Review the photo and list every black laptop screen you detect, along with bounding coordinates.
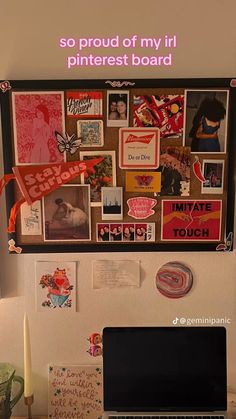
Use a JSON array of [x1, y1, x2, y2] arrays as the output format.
[[103, 327, 227, 412]]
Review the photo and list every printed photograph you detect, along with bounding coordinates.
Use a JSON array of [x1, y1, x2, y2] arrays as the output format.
[[12, 91, 65, 165], [158, 145, 191, 196], [201, 160, 224, 194], [80, 151, 116, 206], [43, 184, 91, 241], [107, 90, 129, 127], [133, 94, 184, 138], [77, 120, 104, 147], [36, 261, 76, 311], [109, 224, 123, 241], [102, 187, 123, 220], [183, 90, 229, 153], [96, 223, 155, 242], [123, 224, 135, 241], [97, 224, 110, 241]]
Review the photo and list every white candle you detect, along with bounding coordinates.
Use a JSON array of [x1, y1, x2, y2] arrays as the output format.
[[24, 313, 33, 397]]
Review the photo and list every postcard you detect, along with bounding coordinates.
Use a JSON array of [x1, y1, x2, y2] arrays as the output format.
[[36, 261, 76, 310], [80, 151, 116, 206], [119, 127, 160, 169], [183, 90, 229, 153], [12, 91, 65, 165], [20, 200, 42, 235], [97, 223, 155, 242], [77, 119, 104, 146], [92, 260, 140, 288], [133, 94, 184, 138], [66, 91, 103, 118], [159, 145, 191, 196], [102, 187, 123, 220], [107, 90, 129, 127], [161, 199, 222, 241], [48, 365, 103, 419], [201, 160, 224, 194], [43, 184, 91, 241], [126, 171, 161, 193]]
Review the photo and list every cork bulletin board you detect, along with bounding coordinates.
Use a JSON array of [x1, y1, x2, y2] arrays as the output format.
[[0, 78, 235, 253]]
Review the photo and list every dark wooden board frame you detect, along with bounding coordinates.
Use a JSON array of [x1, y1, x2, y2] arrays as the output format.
[[0, 78, 235, 253]]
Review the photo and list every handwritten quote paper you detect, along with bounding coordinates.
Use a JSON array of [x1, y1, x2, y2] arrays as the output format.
[[92, 260, 140, 288], [48, 365, 103, 419]]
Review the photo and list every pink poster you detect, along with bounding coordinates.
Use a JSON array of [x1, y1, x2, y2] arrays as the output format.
[[161, 200, 222, 241], [12, 91, 65, 165]]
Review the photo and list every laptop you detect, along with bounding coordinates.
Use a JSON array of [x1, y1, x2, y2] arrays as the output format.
[[103, 327, 227, 418]]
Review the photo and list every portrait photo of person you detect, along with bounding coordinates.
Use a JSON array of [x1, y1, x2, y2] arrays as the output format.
[[107, 90, 129, 127], [183, 90, 229, 153]]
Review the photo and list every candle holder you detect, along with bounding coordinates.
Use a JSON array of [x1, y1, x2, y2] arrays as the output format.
[[24, 394, 34, 419]]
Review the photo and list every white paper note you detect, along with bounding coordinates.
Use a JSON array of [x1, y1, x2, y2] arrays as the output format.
[[92, 260, 140, 289]]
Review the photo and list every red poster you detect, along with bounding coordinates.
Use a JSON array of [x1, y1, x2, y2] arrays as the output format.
[[161, 200, 222, 241]]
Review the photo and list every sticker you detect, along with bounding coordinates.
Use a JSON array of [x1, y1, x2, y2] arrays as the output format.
[[12, 91, 65, 165], [66, 91, 103, 118], [36, 261, 76, 310], [97, 223, 155, 242], [201, 160, 224, 194], [127, 197, 157, 219], [8, 239, 22, 254], [133, 94, 184, 138], [107, 90, 129, 127], [183, 90, 229, 153], [161, 199, 222, 241], [193, 156, 205, 182], [77, 120, 104, 147], [216, 232, 233, 251], [0, 80, 12, 93], [156, 261, 193, 298], [80, 151, 116, 207], [43, 185, 91, 242], [55, 131, 81, 154], [102, 187, 123, 220], [20, 200, 42, 235], [126, 171, 161, 193], [230, 79, 236, 87], [87, 345, 103, 357], [87, 333, 103, 345], [119, 127, 160, 169], [159, 145, 191, 196]]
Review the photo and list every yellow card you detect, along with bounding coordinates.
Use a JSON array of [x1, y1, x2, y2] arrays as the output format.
[[126, 171, 161, 193]]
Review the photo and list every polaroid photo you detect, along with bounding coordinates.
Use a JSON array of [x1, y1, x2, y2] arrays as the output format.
[[102, 187, 123, 220], [36, 261, 76, 311], [201, 160, 224, 194], [183, 90, 229, 153], [43, 184, 91, 241], [20, 200, 42, 235], [77, 120, 104, 147], [80, 150, 116, 207], [12, 91, 65, 165], [107, 90, 129, 127]]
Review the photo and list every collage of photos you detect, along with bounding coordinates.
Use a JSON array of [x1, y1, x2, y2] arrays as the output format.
[[6, 84, 231, 249]]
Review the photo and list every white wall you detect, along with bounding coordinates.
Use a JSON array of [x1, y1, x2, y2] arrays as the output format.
[[0, 0, 236, 416]]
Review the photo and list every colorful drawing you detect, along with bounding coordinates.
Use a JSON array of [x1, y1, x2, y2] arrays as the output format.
[[36, 261, 76, 310], [77, 120, 104, 147], [12, 91, 65, 165]]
